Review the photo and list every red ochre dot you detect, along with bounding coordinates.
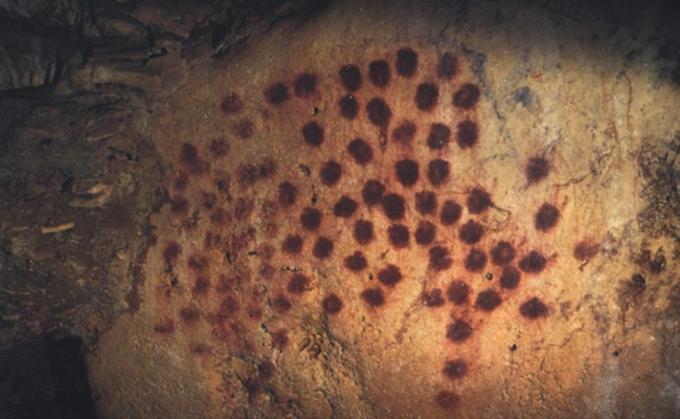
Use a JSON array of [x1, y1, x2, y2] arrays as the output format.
[[435, 391, 461, 410], [366, 97, 392, 127], [282, 234, 303, 254], [361, 287, 385, 306], [456, 120, 479, 149], [192, 276, 210, 296], [234, 118, 254, 139], [415, 190, 437, 215], [209, 138, 229, 158], [294, 73, 317, 97], [453, 82, 480, 109], [437, 52, 458, 80], [302, 121, 324, 147], [526, 156, 550, 184], [429, 246, 452, 271], [415, 82, 439, 111], [333, 196, 358, 218], [459, 220, 484, 244], [395, 159, 419, 187], [427, 159, 450, 186], [491, 241, 515, 265], [353, 219, 374, 244], [344, 251, 367, 271], [378, 264, 403, 287], [347, 138, 373, 165], [500, 266, 521, 289], [475, 289, 502, 311], [396, 47, 418, 77], [520, 297, 549, 319], [415, 221, 437, 245], [392, 120, 417, 144], [339, 95, 359, 119], [220, 93, 243, 114], [322, 293, 343, 314], [320, 161, 342, 186], [446, 281, 470, 305], [423, 288, 445, 307], [271, 328, 288, 350], [312, 236, 334, 259], [278, 182, 297, 207], [369, 59, 390, 87], [446, 319, 472, 342], [264, 82, 289, 105], [300, 207, 322, 231], [163, 241, 182, 267], [179, 143, 208, 175], [339, 64, 361, 92], [519, 251, 547, 273], [387, 224, 410, 248], [535, 203, 560, 231], [427, 123, 451, 150], [440, 200, 462, 225], [287, 273, 309, 294], [467, 187, 492, 213], [362, 179, 385, 206], [464, 248, 487, 272], [381, 193, 406, 220], [272, 294, 292, 313], [179, 305, 200, 323], [442, 359, 468, 380]]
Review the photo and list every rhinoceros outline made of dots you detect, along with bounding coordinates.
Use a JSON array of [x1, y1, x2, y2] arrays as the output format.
[[153, 47, 574, 413]]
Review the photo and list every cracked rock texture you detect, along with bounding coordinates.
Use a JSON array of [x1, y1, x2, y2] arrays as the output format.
[[0, 1, 679, 418]]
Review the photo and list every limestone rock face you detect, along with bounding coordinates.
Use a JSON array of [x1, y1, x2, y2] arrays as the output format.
[[0, 1, 679, 418]]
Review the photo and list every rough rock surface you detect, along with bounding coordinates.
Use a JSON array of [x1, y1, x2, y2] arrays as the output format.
[[0, 1, 679, 418]]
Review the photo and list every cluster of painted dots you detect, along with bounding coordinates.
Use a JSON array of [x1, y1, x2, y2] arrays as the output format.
[[157, 47, 564, 412]]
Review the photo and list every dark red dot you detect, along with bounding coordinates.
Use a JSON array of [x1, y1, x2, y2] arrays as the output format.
[[333, 196, 358, 218], [423, 288, 445, 307], [344, 251, 367, 271], [209, 138, 229, 157], [440, 200, 462, 225], [153, 320, 175, 334], [163, 241, 182, 267], [491, 241, 515, 265], [362, 179, 385, 205], [361, 287, 385, 306], [378, 264, 403, 287], [264, 82, 289, 105], [300, 207, 322, 231], [435, 391, 460, 410], [500, 266, 521, 289], [396, 47, 418, 77], [368, 60, 390, 87], [519, 251, 547, 273], [446, 319, 472, 342], [170, 196, 188, 214], [174, 172, 189, 191], [287, 273, 309, 294], [535, 203, 560, 231], [442, 359, 468, 380], [353, 219, 374, 244], [387, 224, 410, 248], [302, 121, 324, 147], [447, 281, 470, 305], [320, 161, 342, 186], [464, 248, 487, 272], [415, 82, 439, 111], [459, 220, 484, 244], [179, 305, 200, 323], [573, 240, 599, 261], [235, 118, 255, 139], [415, 221, 436, 245], [281, 235, 303, 254], [271, 329, 289, 349], [272, 294, 292, 313], [437, 52, 458, 80], [347, 138, 373, 165], [294, 73, 316, 97], [339, 64, 361, 92], [179, 143, 208, 175], [187, 255, 209, 273], [322, 293, 343, 314], [475, 289, 502, 311], [220, 94, 243, 114], [395, 159, 419, 187], [519, 297, 548, 319], [456, 120, 478, 149], [392, 120, 417, 144], [381, 193, 405, 220], [339, 95, 359, 119], [415, 191, 437, 215], [366, 97, 392, 127], [192, 276, 210, 295], [429, 246, 452, 271], [526, 157, 550, 184], [453, 83, 480, 109], [427, 159, 450, 186], [312, 237, 334, 259], [427, 123, 451, 150], [467, 188, 491, 213], [278, 182, 297, 207]]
